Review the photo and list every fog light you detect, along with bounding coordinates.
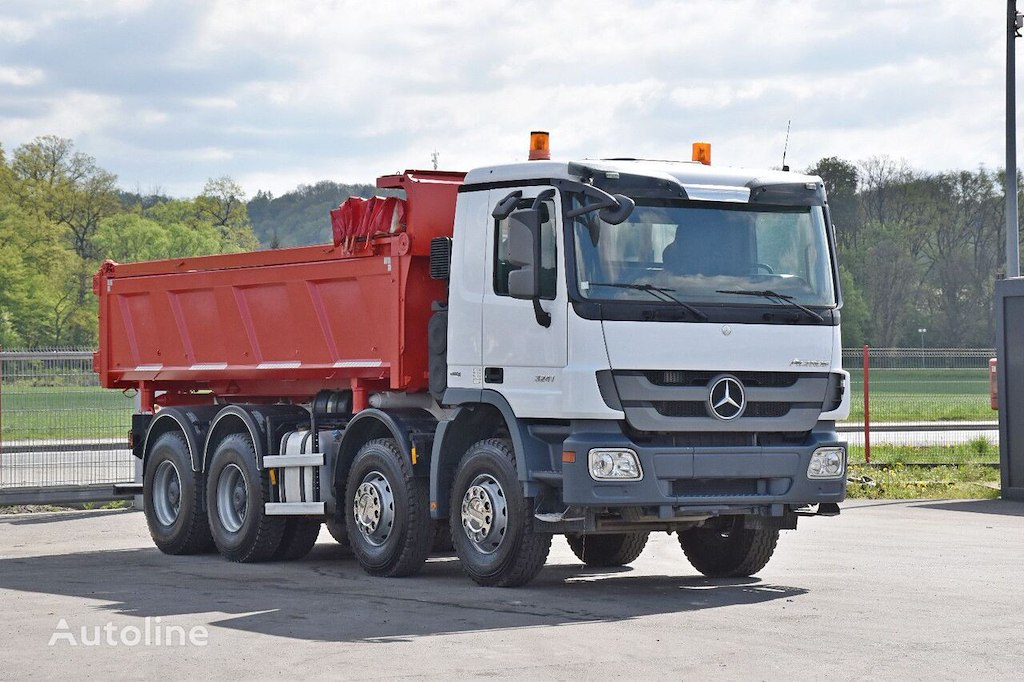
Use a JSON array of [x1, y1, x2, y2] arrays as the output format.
[[808, 447, 846, 479], [588, 448, 642, 480]]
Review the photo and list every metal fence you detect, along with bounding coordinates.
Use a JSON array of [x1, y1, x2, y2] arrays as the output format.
[[0, 349, 136, 505], [839, 347, 998, 464], [0, 346, 1002, 505]]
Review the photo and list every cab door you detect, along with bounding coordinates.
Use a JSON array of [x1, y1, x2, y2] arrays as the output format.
[[480, 187, 568, 416]]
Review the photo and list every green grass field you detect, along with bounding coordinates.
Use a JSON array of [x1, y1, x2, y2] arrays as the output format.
[[843, 367, 993, 422], [847, 439, 999, 465], [0, 385, 134, 442]]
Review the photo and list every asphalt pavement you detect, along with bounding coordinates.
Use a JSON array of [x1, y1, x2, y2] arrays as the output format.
[[0, 499, 1021, 680]]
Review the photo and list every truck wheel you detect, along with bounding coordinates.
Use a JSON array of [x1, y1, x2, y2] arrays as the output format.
[[205, 433, 286, 562], [273, 519, 321, 561], [324, 517, 353, 555], [678, 516, 779, 578], [449, 438, 552, 587], [566, 532, 649, 567], [344, 438, 433, 577], [143, 432, 214, 555]]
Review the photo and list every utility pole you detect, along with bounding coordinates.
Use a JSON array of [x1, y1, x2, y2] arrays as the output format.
[[1007, 1, 1023, 278]]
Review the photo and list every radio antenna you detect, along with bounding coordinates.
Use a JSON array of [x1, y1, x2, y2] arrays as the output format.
[[781, 120, 792, 171]]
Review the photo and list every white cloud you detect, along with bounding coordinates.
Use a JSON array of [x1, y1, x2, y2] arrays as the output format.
[[0, 67, 44, 86], [0, 91, 122, 146]]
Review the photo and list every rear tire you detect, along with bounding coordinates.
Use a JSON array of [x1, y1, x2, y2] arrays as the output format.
[[344, 438, 433, 577], [679, 516, 779, 578], [566, 532, 649, 567], [273, 518, 321, 560], [449, 438, 551, 587], [143, 432, 214, 555], [206, 433, 285, 562]]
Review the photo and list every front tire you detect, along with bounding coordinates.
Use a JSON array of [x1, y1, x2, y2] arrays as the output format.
[[679, 516, 779, 578], [143, 432, 213, 555], [566, 532, 649, 567], [206, 433, 285, 562], [344, 438, 433, 577], [449, 438, 551, 587]]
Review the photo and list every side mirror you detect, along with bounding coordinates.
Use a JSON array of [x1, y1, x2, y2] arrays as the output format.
[[506, 208, 541, 300], [599, 194, 635, 225]]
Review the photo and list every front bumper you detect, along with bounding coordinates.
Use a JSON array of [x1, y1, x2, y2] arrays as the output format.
[[561, 422, 846, 511]]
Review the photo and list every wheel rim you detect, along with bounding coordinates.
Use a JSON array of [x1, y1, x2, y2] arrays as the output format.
[[460, 474, 508, 554], [216, 463, 248, 533], [353, 471, 395, 546], [152, 460, 181, 527]]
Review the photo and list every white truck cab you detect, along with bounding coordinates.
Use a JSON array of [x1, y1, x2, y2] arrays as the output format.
[[434, 149, 849, 579]]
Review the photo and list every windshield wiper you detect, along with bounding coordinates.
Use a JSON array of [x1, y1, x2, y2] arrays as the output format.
[[590, 283, 708, 321], [716, 289, 824, 322]]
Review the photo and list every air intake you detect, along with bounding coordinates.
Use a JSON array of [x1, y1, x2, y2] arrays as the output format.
[[430, 237, 452, 280]]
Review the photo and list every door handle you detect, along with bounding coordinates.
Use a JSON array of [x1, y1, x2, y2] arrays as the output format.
[[484, 367, 504, 384]]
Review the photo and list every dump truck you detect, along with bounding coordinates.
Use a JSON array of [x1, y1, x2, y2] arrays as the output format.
[[95, 134, 849, 587]]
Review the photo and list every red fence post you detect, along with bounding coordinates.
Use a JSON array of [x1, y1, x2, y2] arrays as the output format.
[[863, 344, 871, 464]]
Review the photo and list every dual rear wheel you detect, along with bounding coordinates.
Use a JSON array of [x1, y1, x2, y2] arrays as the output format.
[[144, 432, 321, 563]]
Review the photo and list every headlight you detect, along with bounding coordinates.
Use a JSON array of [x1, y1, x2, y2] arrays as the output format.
[[807, 447, 846, 479], [588, 448, 643, 480]]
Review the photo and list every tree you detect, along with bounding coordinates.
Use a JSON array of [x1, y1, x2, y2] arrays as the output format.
[[196, 176, 258, 251], [837, 265, 871, 347], [94, 213, 223, 263], [7, 135, 120, 261], [807, 157, 860, 251], [853, 157, 934, 346], [0, 136, 269, 347], [916, 169, 1003, 346]]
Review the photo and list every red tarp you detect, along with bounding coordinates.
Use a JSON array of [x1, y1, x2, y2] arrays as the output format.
[[330, 196, 406, 251]]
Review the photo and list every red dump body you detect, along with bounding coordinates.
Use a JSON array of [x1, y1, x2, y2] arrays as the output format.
[[93, 170, 464, 407]]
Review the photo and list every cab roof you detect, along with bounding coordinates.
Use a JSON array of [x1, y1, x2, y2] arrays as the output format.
[[463, 158, 825, 205]]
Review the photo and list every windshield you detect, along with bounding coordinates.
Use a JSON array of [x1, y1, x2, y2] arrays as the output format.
[[572, 199, 836, 308]]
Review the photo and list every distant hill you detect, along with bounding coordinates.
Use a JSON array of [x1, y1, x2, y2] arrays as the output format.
[[247, 180, 379, 248]]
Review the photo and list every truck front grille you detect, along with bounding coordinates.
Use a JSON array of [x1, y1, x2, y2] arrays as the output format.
[[654, 401, 792, 419], [645, 370, 808, 388], [613, 369, 830, 433]]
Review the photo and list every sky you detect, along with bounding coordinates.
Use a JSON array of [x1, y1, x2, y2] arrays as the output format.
[[0, 0, 1017, 198]]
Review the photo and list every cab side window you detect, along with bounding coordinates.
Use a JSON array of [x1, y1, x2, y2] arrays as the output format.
[[493, 199, 557, 300]]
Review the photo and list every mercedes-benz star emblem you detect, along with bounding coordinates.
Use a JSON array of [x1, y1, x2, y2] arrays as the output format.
[[707, 375, 745, 420]]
